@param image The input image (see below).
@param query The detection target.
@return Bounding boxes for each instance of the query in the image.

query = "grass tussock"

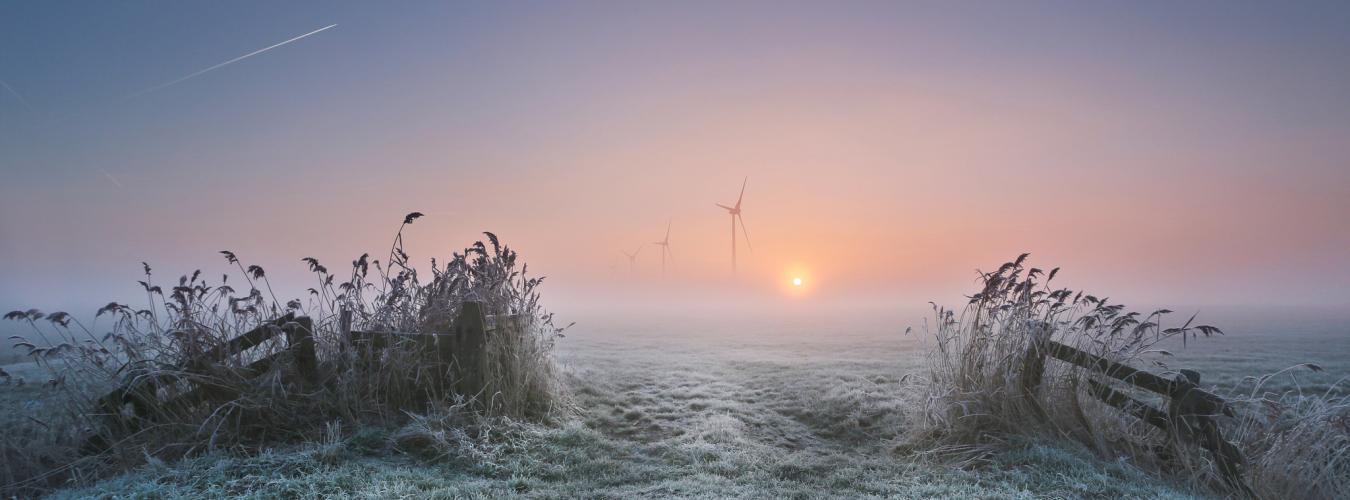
[917,253,1349,498]
[1,213,567,497]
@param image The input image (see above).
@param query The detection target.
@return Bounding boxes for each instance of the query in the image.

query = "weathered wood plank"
[1198,416,1253,496]
[1019,322,1054,419]
[192,313,295,368]
[343,303,490,400]
[1019,324,1053,393]
[1163,371,1252,495]
[85,313,311,455]
[486,313,527,334]
[1045,341,1230,416]
[286,316,318,383]
[164,350,288,414]
[1085,378,1173,432]
[338,307,353,358]
[1019,340,1249,497]
[452,302,488,399]
[1047,341,1174,394]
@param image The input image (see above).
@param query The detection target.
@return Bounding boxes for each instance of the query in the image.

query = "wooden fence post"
[1019,321,1053,419]
[1030,339,1253,497]
[286,316,318,384]
[1166,370,1253,497]
[451,302,489,400]
[338,306,352,352]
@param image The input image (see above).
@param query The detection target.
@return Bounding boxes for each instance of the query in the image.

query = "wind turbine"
[716,177,752,274]
[620,245,643,276]
[652,220,674,276]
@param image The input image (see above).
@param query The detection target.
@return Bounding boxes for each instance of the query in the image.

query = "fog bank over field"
[5,276,1349,345]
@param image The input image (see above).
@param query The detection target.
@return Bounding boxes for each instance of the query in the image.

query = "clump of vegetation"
[916,254,1348,498]
[1227,368,1349,499]
[1,213,567,497]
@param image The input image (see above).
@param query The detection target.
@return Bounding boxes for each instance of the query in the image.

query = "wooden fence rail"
[343,302,499,398]
[1021,335,1254,497]
[85,314,316,453]
[85,302,520,454]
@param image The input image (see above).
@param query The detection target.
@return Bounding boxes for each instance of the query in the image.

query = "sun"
[782,266,811,295]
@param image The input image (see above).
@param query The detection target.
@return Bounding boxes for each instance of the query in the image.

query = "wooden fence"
[1021,329,1254,497]
[84,313,315,453]
[343,302,497,397]
[86,302,509,454]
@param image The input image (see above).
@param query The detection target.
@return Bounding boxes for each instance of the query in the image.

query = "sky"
[2,1,1349,319]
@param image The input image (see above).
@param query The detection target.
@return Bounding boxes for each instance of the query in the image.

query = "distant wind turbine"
[716,177,752,274]
[652,220,674,277]
[620,245,643,276]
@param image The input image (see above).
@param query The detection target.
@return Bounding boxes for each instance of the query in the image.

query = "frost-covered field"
[20,306,1347,498]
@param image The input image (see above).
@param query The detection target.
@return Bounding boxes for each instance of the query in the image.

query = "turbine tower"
[715,177,752,274]
[620,245,643,276]
[653,220,674,277]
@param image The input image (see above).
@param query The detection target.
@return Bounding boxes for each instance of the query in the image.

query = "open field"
[1125,306,1349,398]
[6,2,1350,498]
[5,306,1340,498]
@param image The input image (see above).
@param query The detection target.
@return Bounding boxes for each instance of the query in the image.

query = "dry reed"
[916,253,1348,498]
[1,213,567,497]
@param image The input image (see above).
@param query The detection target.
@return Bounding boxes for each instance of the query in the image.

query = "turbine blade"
[736,177,747,209]
[665,219,671,240]
[738,214,752,252]
[715,203,734,211]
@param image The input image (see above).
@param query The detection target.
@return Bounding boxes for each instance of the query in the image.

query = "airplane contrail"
[0,79,33,112]
[126,23,336,100]
[97,168,124,188]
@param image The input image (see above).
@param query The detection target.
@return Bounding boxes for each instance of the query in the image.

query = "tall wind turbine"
[620,245,643,276]
[653,220,674,277]
[716,177,752,274]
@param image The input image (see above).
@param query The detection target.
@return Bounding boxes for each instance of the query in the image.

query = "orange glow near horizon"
[775,265,814,299]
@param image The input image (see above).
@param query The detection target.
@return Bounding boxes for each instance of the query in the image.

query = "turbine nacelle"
[621,246,642,263]
[716,177,748,215]
[717,177,751,274]
[654,220,674,276]
[654,219,672,246]
[620,246,643,277]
